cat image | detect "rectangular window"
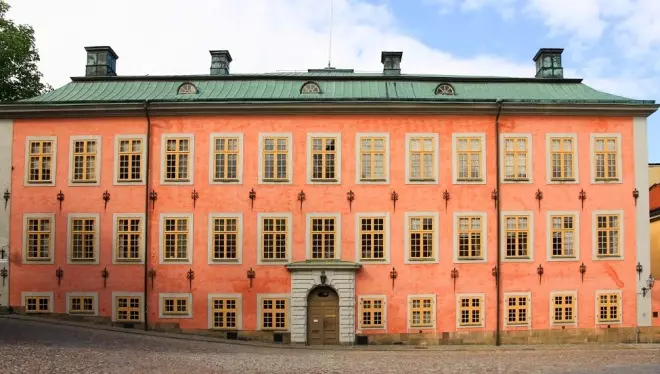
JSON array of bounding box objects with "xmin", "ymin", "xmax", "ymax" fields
[
  {"xmin": 118, "ymin": 138, "xmax": 142, "ymax": 182},
  {"xmin": 359, "ymin": 137, "xmax": 386, "ymax": 181},
  {"xmin": 162, "ymin": 297, "xmax": 189, "ymax": 316},
  {"xmin": 594, "ymin": 137, "xmax": 618, "ymax": 180},
  {"xmin": 72, "ymin": 139, "xmax": 98, "ymax": 182},
  {"xmin": 163, "ymin": 218, "xmax": 189, "ymax": 261},
  {"xmin": 116, "ymin": 217, "xmax": 141, "ymax": 261},
  {"xmin": 164, "ymin": 138, "xmax": 190, "ymax": 182},
  {"xmin": 25, "ymin": 296, "xmax": 50, "ymax": 313},
  {"xmin": 263, "ymin": 136, "xmax": 289, "ymax": 181},
  {"xmin": 457, "ymin": 216, "xmax": 483, "ymax": 260},
  {"xmin": 261, "ymin": 298, "xmax": 288, "ymax": 330},
  {"xmin": 551, "ymin": 215, "xmax": 575, "ymax": 258},
  {"xmin": 360, "ymin": 298, "xmax": 384, "ymax": 329},
  {"xmin": 26, "ymin": 218, "xmax": 52, "ymax": 261},
  {"xmin": 212, "ymin": 217, "xmax": 238, "ymax": 260},
  {"xmin": 597, "ymin": 293, "xmax": 620, "ymax": 323},
  {"xmin": 69, "ymin": 296, "xmax": 95, "ymax": 314},
  {"xmin": 552, "ymin": 294, "xmax": 576, "ymax": 324},
  {"xmin": 458, "ymin": 296, "xmax": 483, "ymax": 327},
  {"xmin": 311, "ymin": 137, "xmax": 337, "ymax": 181},
  {"xmin": 27, "ymin": 140, "xmax": 53, "ymax": 183},
  {"xmin": 212, "ymin": 298, "xmax": 238, "ymax": 329},
  {"xmin": 116, "ymin": 296, "xmax": 141, "ymax": 322},
  {"xmin": 70, "ymin": 217, "xmax": 97, "ymax": 261},
  {"xmin": 505, "ymin": 216, "xmax": 529, "ymax": 259},
  {"xmin": 504, "ymin": 137, "xmax": 528, "ymax": 180},
  {"xmin": 596, "ymin": 214, "xmax": 620, "ymax": 257},
  {"xmin": 213, "ymin": 137, "xmax": 239, "ymax": 181},
  {"xmin": 410, "ymin": 297, "xmax": 433, "ymax": 328},
  {"xmin": 310, "ymin": 217, "xmax": 336, "ymax": 259},
  {"xmin": 550, "ymin": 137, "xmax": 575, "ymax": 181},
  {"xmin": 456, "ymin": 137, "xmax": 482, "ymax": 181},
  {"xmin": 360, "ymin": 217, "xmax": 385, "ymax": 260},
  {"xmin": 409, "ymin": 217, "xmax": 433, "ymax": 260},
  {"xmin": 262, "ymin": 217, "xmax": 288, "ymax": 260},
  {"xmin": 409, "ymin": 137, "xmax": 434, "ymax": 181},
  {"xmin": 505, "ymin": 295, "xmax": 529, "ymax": 325}
]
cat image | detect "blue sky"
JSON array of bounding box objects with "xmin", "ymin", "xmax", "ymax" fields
[{"xmin": 8, "ymin": 0, "xmax": 659, "ymax": 161}]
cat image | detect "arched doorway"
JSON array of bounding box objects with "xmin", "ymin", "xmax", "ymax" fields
[{"xmin": 307, "ymin": 286, "xmax": 339, "ymax": 345}]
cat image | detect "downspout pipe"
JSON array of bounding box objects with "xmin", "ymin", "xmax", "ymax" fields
[
  {"xmin": 495, "ymin": 99, "xmax": 503, "ymax": 346},
  {"xmin": 143, "ymin": 100, "xmax": 152, "ymax": 331}
]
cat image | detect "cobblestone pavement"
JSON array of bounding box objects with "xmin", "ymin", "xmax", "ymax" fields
[{"xmin": 0, "ymin": 319, "xmax": 658, "ymax": 374}]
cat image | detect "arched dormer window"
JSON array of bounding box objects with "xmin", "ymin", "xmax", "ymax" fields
[
  {"xmin": 301, "ymin": 81, "xmax": 321, "ymax": 94},
  {"xmin": 435, "ymin": 83, "xmax": 455, "ymax": 96},
  {"xmin": 178, "ymin": 82, "xmax": 198, "ymax": 95}
]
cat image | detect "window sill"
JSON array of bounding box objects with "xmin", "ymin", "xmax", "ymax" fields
[
  {"xmin": 70, "ymin": 180, "xmax": 98, "ymax": 185},
  {"xmin": 410, "ymin": 325, "xmax": 434, "ymax": 329},
  {"xmin": 408, "ymin": 178, "xmax": 436, "ymax": 182},
  {"xmin": 260, "ymin": 259, "xmax": 289, "ymax": 264},
  {"xmin": 69, "ymin": 311, "xmax": 96, "ymax": 316},
  {"xmin": 594, "ymin": 255, "xmax": 623, "ymax": 260},
  {"xmin": 26, "ymin": 181, "xmax": 54, "ymax": 185},
  {"xmin": 117, "ymin": 180, "xmax": 144, "ymax": 184},
  {"xmin": 210, "ymin": 259, "xmax": 241, "ymax": 264},
  {"xmin": 359, "ymin": 178, "xmax": 387, "ymax": 182},
  {"xmin": 310, "ymin": 178, "xmax": 339, "ymax": 183},
  {"xmin": 504, "ymin": 256, "xmax": 531, "ymax": 260},
  {"xmin": 213, "ymin": 178, "xmax": 240, "ymax": 183},
  {"xmin": 456, "ymin": 257, "xmax": 484, "ymax": 261},
  {"xmin": 550, "ymin": 178, "xmax": 576, "ymax": 182},
  {"xmin": 116, "ymin": 259, "xmax": 143, "ymax": 263},
  {"xmin": 505, "ymin": 322, "xmax": 530, "ymax": 327},
  {"xmin": 456, "ymin": 178, "xmax": 483, "ymax": 182},
  {"xmin": 458, "ymin": 324, "xmax": 484, "ymax": 328},
  {"xmin": 359, "ymin": 258, "xmax": 388, "ymax": 263},
  {"xmin": 25, "ymin": 258, "xmax": 52, "ymax": 263},
  {"xmin": 594, "ymin": 178, "xmax": 620, "ymax": 182},
  {"xmin": 407, "ymin": 258, "xmax": 437, "ymax": 262},
  {"xmin": 260, "ymin": 328, "xmax": 289, "ymax": 332},
  {"xmin": 163, "ymin": 179, "xmax": 191, "ymax": 183},
  {"xmin": 70, "ymin": 259, "xmax": 97, "ymax": 263},
  {"xmin": 503, "ymin": 178, "xmax": 530, "ymax": 182},
  {"xmin": 596, "ymin": 320, "xmax": 621, "ymax": 324},
  {"xmin": 261, "ymin": 179, "xmax": 290, "ymax": 183}
]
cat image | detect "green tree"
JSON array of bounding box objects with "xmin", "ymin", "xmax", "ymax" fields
[{"xmin": 0, "ymin": 0, "xmax": 52, "ymax": 101}]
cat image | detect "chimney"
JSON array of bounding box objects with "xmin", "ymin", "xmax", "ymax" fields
[
  {"xmin": 381, "ymin": 51, "xmax": 403, "ymax": 75},
  {"xmin": 84, "ymin": 46, "xmax": 118, "ymax": 77},
  {"xmin": 210, "ymin": 50, "xmax": 232, "ymax": 75},
  {"xmin": 533, "ymin": 48, "xmax": 564, "ymax": 79}
]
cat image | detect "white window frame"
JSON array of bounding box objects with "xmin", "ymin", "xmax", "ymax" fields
[
  {"xmin": 546, "ymin": 133, "xmax": 579, "ymax": 184},
  {"xmin": 354, "ymin": 212, "xmax": 391, "ymax": 264},
  {"xmin": 453, "ymin": 211, "xmax": 488, "ymax": 263},
  {"xmin": 21, "ymin": 291, "xmax": 54, "ymax": 313},
  {"xmin": 407, "ymin": 294, "xmax": 436, "ymax": 330},
  {"xmin": 503, "ymin": 292, "xmax": 532, "ymax": 328},
  {"xmin": 22, "ymin": 213, "xmax": 55, "ymax": 264},
  {"xmin": 68, "ymin": 135, "xmax": 102, "ymax": 186},
  {"xmin": 158, "ymin": 292, "xmax": 193, "ymax": 319},
  {"xmin": 500, "ymin": 211, "xmax": 534, "ymax": 262},
  {"xmin": 306, "ymin": 132, "xmax": 341, "ymax": 184},
  {"xmin": 404, "ymin": 212, "xmax": 439, "ymax": 264},
  {"xmin": 113, "ymin": 134, "xmax": 147, "ymax": 186},
  {"xmin": 111, "ymin": 292, "xmax": 144, "ymax": 323},
  {"xmin": 355, "ymin": 132, "xmax": 390, "ymax": 184},
  {"xmin": 256, "ymin": 293, "xmax": 290, "ymax": 331},
  {"xmin": 455, "ymin": 292, "xmax": 486, "ymax": 329},
  {"xmin": 546, "ymin": 210, "xmax": 580, "ymax": 262},
  {"xmin": 209, "ymin": 132, "xmax": 244, "ymax": 185},
  {"xmin": 160, "ymin": 133, "xmax": 195, "ymax": 185},
  {"xmin": 591, "ymin": 210, "xmax": 624, "ymax": 260},
  {"xmin": 305, "ymin": 212, "xmax": 341, "ymax": 260},
  {"xmin": 452, "ymin": 132, "xmax": 486, "ymax": 185},
  {"xmin": 208, "ymin": 213, "xmax": 243, "ymax": 264},
  {"xmin": 66, "ymin": 213, "xmax": 100, "ymax": 265},
  {"xmin": 258, "ymin": 132, "xmax": 293, "ymax": 184},
  {"xmin": 112, "ymin": 213, "xmax": 146, "ymax": 264},
  {"xmin": 257, "ymin": 212, "xmax": 292, "ymax": 265},
  {"xmin": 590, "ymin": 133, "xmax": 622, "ymax": 184},
  {"xmin": 594, "ymin": 289, "xmax": 623, "ymax": 325},
  {"xmin": 405, "ymin": 133, "xmax": 439, "ymax": 184},
  {"xmin": 208, "ymin": 293, "xmax": 243, "ymax": 330},
  {"xmin": 499, "ymin": 133, "xmax": 533, "ymax": 183},
  {"xmin": 549, "ymin": 290, "xmax": 578, "ymax": 327},
  {"xmin": 158, "ymin": 213, "xmax": 194, "ymax": 264},
  {"xmin": 66, "ymin": 292, "xmax": 99, "ymax": 316},
  {"xmin": 24, "ymin": 136, "xmax": 57, "ymax": 187},
  {"xmin": 357, "ymin": 295, "xmax": 387, "ymax": 331}
]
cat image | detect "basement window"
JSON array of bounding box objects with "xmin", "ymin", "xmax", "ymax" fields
[
  {"xmin": 178, "ymin": 83, "xmax": 198, "ymax": 95},
  {"xmin": 301, "ymin": 82, "xmax": 321, "ymax": 94},
  {"xmin": 435, "ymin": 83, "xmax": 455, "ymax": 96}
]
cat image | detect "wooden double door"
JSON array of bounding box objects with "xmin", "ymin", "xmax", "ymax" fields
[{"xmin": 307, "ymin": 287, "xmax": 339, "ymax": 345}]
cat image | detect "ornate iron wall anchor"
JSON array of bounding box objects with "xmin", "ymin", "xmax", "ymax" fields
[
  {"xmin": 3, "ymin": 189, "xmax": 9, "ymax": 210},
  {"xmin": 247, "ymin": 267, "xmax": 255, "ymax": 288},
  {"xmin": 390, "ymin": 191, "xmax": 399, "ymax": 212},
  {"xmin": 537, "ymin": 264, "xmax": 544, "ymax": 284},
  {"xmin": 443, "ymin": 190, "xmax": 451, "ymax": 211},
  {"xmin": 101, "ymin": 267, "xmax": 109, "ymax": 288},
  {"xmin": 491, "ymin": 266, "xmax": 499, "ymax": 282},
  {"xmin": 641, "ymin": 274, "xmax": 655, "ymax": 297},
  {"xmin": 633, "ymin": 188, "xmax": 639, "ymax": 206},
  {"xmin": 102, "ymin": 190, "xmax": 111, "ymax": 210},
  {"xmin": 578, "ymin": 189, "xmax": 587, "ymax": 211},
  {"xmin": 186, "ymin": 268, "xmax": 195, "ymax": 289},
  {"xmin": 191, "ymin": 189, "xmax": 199, "ymax": 209},
  {"xmin": 56, "ymin": 190, "xmax": 65, "ymax": 211},
  {"xmin": 534, "ymin": 189, "xmax": 543, "ymax": 212},
  {"xmin": 297, "ymin": 190, "xmax": 306, "ymax": 211},
  {"xmin": 0, "ymin": 246, "xmax": 6, "ymax": 259},
  {"xmin": 491, "ymin": 189, "xmax": 498, "ymax": 209},
  {"xmin": 450, "ymin": 268, "xmax": 459, "ymax": 291},
  {"xmin": 320, "ymin": 270, "xmax": 327, "ymax": 285},
  {"xmin": 147, "ymin": 268, "xmax": 156, "ymax": 290},
  {"xmin": 636, "ymin": 262, "xmax": 643, "ymax": 281},
  {"xmin": 248, "ymin": 189, "xmax": 256, "ymax": 210},
  {"xmin": 149, "ymin": 190, "xmax": 158, "ymax": 210},
  {"xmin": 579, "ymin": 262, "xmax": 586, "ymax": 283},
  {"xmin": 55, "ymin": 266, "xmax": 64, "ymax": 286},
  {"xmin": 0, "ymin": 266, "xmax": 7, "ymax": 286},
  {"xmin": 389, "ymin": 267, "xmax": 398, "ymax": 288},
  {"xmin": 346, "ymin": 190, "xmax": 355, "ymax": 212}
]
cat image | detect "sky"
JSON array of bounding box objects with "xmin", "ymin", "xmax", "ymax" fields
[{"xmin": 6, "ymin": 0, "xmax": 660, "ymax": 161}]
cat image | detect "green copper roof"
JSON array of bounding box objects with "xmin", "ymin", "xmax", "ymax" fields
[{"xmin": 20, "ymin": 73, "xmax": 652, "ymax": 104}]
